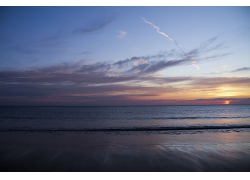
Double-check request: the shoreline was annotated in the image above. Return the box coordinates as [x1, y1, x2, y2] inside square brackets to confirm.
[1, 124, 250, 132]
[1, 130, 250, 172]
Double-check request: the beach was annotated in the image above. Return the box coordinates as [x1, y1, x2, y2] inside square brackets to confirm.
[1, 6, 250, 173]
[1, 129, 250, 171]
[1, 105, 250, 172]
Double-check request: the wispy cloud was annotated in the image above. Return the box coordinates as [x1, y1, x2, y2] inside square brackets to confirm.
[73, 17, 115, 34]
[117, 30, 127, 39]
[0, 35, 243, 105]
[1, 64, 249, 91]
[142, 17, 200, 70]
[114, 37, 230, 75]
[78, 46, 101, 55]
[187, 37, 218, 56]
[128, 58, 189, 75]
[209, 66, 250, 75]
[231, 67, 250, 72]
[0, 36, 231, 86]
[4, 30, 67, 55]
[189, 77, 250, 88]
[152, 98, 250, 105]
[3, 17, 115, 55]
[1, 64, 249, 105]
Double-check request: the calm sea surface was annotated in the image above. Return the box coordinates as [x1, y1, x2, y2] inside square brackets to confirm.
[1, 105, 250, 171]
[0, 105, 249, 131]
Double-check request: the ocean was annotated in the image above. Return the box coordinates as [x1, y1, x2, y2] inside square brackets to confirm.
[0, 105, 250, 171]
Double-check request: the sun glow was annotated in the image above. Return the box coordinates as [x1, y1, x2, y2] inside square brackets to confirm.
[224, 100, 230, 105]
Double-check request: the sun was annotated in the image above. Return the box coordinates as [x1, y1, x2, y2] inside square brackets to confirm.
[224, 100, 230, 105]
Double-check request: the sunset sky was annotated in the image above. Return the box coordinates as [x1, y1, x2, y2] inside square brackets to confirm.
[0, 5, 250, 105]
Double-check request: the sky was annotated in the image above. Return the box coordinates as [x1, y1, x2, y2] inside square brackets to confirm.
[0, 5, 250, 106]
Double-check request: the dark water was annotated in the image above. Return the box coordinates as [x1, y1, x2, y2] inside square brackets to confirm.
[0, 105, 250, 131]
[0, 105, 250, 171]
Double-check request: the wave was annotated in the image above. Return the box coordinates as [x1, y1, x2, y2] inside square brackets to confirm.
[147, 116, 250, 120]
[1, 115, 250, 121]
[1, 124, 250, 132]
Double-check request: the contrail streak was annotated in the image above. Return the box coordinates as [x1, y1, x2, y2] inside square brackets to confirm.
[142, 17, 200, 70]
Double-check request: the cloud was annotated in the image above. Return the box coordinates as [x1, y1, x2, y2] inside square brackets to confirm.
[142, 17, 201, 70]
[117, 31, 127, 39]
[78, 46, 101, 55]
[4, 30, 67, 54]
[73, 17, 114, 34]
[0, 36, 233, 87]
[128, 58, 189, 74]
[3, 17, 114, 55]
[114, 46, 230, 75]
[151, 98, 250, 105]
[186, 37, 228, 57]
[0, 74, 179, 106]
[187, 77, 250, 90]
[1, 66, 249, 105]
[231, 67, 250, 72]
[0, 35, 244, 106]
[210, 66, 250, 75]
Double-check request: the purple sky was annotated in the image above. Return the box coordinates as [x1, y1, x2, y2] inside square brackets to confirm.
[0, 5, 250, 105]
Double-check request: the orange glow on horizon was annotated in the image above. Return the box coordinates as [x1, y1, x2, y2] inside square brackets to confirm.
[224, 100, 230, 105]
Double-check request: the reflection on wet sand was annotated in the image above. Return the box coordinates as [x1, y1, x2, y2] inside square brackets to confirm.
[0, 130, 250, 172]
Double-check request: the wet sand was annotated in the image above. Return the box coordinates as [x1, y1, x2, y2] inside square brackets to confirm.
[0, 130, 250, 172]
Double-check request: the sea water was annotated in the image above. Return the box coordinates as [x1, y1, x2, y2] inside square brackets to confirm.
[0, 105, 250, 131]
[0, 105, 250, 171]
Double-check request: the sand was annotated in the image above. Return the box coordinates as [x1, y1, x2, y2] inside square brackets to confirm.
[0, 129, 250, 172]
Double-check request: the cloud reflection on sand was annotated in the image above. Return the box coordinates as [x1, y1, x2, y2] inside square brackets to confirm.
[0, 129, 250, 171]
